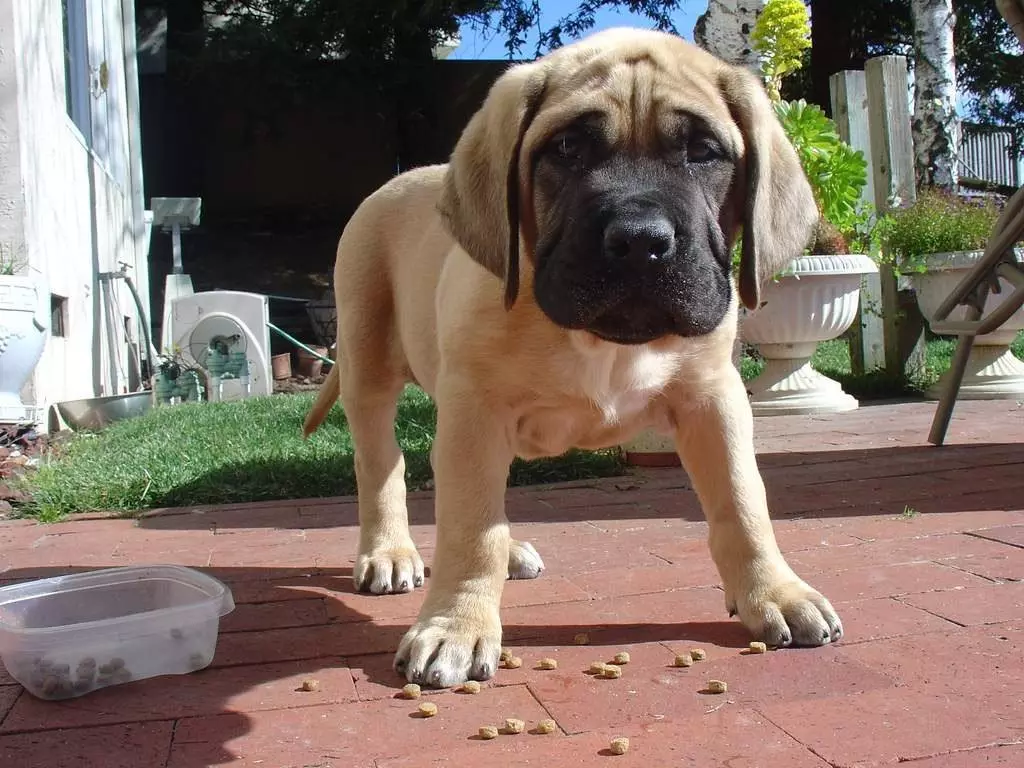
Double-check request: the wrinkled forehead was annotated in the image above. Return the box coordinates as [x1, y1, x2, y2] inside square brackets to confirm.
[524, 39, 743, 153]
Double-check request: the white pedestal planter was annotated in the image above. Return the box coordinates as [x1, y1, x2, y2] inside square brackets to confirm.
[909, 250, 1024, 400]
[740, 254, 878, 416]
[0, 276, 48, 423]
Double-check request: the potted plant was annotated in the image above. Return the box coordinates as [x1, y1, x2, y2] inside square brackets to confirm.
[0, 245, 48, 424]
[738, 0, 880, 416]
[880, 189, 1024, 399]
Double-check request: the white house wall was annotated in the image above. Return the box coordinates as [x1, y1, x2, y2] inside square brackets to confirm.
[10, 0, 149, 412]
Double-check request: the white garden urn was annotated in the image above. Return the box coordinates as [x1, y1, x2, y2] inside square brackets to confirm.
[0, 275, 48, 423]
[740, 253, 878, 416]
[909, 249, 1024, 400]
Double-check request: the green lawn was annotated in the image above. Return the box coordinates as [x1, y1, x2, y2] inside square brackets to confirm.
[16, 332, 1024, 521]
[18, 387, 623, 522]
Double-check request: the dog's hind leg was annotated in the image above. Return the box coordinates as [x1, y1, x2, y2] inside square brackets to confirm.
[507, 540, 544, 580]
[343, 368, 425, 595]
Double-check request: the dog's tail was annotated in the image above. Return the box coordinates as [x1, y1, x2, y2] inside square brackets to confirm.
[302, 361, 340, 438]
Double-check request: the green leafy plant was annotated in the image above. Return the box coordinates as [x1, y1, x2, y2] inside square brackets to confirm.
[751, 0, 812, 102]
[879, 189, 1002, 273]
[0, 243, 27, 275]
[773, 99, 868, 238]
[752, 0, 877, 257]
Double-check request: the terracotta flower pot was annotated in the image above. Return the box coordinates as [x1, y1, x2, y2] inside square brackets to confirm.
[295, 346, 328, 378]
[271, 353, 292, 381]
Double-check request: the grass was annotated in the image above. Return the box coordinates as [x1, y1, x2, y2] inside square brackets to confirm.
[17, 387, 623, 521]
[742, 331, 1024, 399]
[17, 332, 1024, 521]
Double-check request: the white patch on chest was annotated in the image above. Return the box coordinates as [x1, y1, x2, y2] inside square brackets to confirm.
[569, 331, 683, 424]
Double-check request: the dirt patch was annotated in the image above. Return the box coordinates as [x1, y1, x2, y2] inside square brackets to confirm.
[272, 373, 328, 395]
[0, 425, 67, 518]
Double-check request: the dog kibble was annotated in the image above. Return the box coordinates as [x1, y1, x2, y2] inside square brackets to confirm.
[98, 663, 115, 675]
[478, 725, 499, 740]
[78, 657, 96, 669]
[418, 702, 438, 718]
[537, 658, 558, 670]
[674, 653, 694, 668]
[535, 719, 557, 735]
[707, 679, 728, 694]
[612, 652, 630, 665]
[503, 718, 526, 734]
[500, 648, 513, 662]
[459, 680, 482, 694]
[609, 737, 630, 755]
[600, 664, 622, 679]
[109, 657, 126, 670]
[401, 683, 422, 699]
[72, 678, 93, 693]
[748, 641, 767, 654]
[300, 678, 320, 692]
[504, 656, 523, 669]
[41, 676, 61, 697]
[573, 633, 590, 645]
[52, 663, 70, 676]
[690, 648, 707, 661]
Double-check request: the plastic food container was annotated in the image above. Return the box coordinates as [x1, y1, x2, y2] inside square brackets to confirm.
[0, 565, 235, 700]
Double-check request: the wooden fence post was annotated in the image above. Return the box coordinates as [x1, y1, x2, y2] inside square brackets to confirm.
[864, 55, 927, 379]
[830, 69, 884, 375]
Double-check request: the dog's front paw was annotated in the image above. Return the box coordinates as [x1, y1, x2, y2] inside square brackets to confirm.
[508, 540, 544, 580]
[726, 565, 843, 648]
[394, 600, 502, 688]
[354, 542, 425, 595]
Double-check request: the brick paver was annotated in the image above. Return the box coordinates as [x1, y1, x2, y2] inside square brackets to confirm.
[0, 400, 1021, 766]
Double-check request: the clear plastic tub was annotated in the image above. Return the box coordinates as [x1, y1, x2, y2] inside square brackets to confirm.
[0, 565, 235, 700]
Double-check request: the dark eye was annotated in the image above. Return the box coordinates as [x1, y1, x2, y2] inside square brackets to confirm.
[688, 135, 723, 163]
[549, 130, 588, 164]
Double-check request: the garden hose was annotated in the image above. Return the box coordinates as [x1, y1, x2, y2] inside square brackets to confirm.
[267, 322, 334, 364]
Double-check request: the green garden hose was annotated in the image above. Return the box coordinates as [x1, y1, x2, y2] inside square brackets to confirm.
[267, 322, 334, 364]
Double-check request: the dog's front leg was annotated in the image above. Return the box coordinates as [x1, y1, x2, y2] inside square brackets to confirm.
[394, 383, 511, 688]
[674, 370, 843, 647]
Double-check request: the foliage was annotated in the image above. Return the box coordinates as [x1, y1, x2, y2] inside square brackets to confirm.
[877, 189, 1002, 272]
[176, 0, 683, 68]
[752, 0, 873, 255]
[751, 0, 812, 101]
[773, 99, 868, 238]
[954, 0, 1024, 155]
[0, 244, 27, 275]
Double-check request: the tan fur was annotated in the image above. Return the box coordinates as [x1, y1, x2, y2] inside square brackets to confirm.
[305, 28, 839, 688]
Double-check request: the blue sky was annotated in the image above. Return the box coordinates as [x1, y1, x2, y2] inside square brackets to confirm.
[450, 1, 703, 60]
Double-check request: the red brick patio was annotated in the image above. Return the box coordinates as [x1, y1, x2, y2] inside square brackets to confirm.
[1, 399, 1022, 767]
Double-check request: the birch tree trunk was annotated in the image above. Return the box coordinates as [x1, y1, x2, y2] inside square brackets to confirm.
[911, 0, 960, 190]
[693, 0, 764, 71]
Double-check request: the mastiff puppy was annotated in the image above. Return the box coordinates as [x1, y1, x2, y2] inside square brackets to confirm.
[304, 27, 842, 688]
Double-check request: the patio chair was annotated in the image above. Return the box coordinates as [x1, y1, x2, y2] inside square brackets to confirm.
[927, 180, 1024, 445]
[928, 0, 1024, 446]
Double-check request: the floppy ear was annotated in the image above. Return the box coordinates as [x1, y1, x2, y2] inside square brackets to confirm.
[720, 65, 818, 310]
[437, 62, 548, 310]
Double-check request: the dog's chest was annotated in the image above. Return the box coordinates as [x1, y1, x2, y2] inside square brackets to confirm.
[512, 342, 680, 459]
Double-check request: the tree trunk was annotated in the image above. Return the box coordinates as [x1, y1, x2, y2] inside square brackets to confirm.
[911, 0, 960, 189]
[693, 0, 764, 71]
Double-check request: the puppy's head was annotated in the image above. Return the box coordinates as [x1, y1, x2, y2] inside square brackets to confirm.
[438, 28, 817, 344]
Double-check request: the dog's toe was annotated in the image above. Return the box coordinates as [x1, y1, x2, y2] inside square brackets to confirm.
[394, 609, 502, 688]
[730, 572, 842, 648]
[355, 544, 425, 595]
[508, 540, 544, 580]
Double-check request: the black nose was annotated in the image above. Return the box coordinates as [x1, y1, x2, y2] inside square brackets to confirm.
[603, 216, 676, 264]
